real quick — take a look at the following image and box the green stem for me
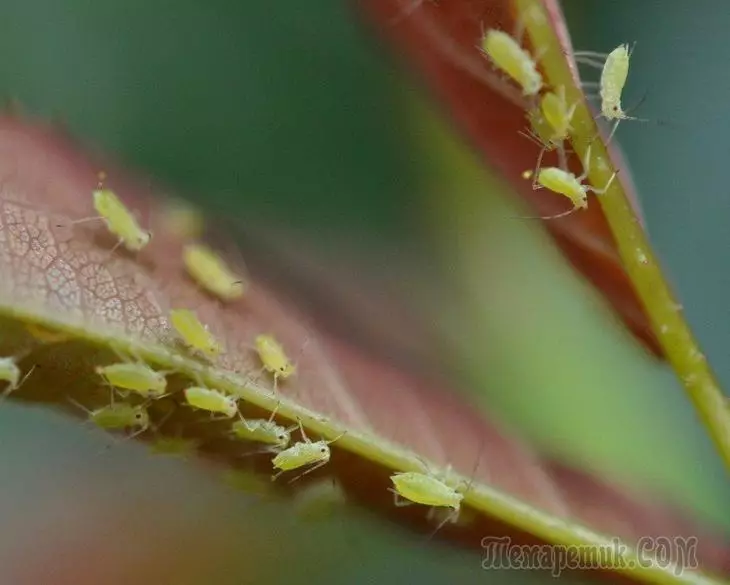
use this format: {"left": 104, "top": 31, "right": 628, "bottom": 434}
{"left": 516, "top": 0, "right": 730, "bottom": 475}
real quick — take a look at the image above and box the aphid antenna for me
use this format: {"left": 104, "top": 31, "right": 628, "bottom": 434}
{"left": 510, "top": 207, "right": 583, "bottom": 221}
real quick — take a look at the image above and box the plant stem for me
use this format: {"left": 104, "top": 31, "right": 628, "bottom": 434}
{"left": 516, "top": 0, "right": 730, "bottom": 474}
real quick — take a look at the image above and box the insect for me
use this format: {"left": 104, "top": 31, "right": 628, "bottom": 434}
{"left": 231, "top": 403, "right": 296, "bottom": 451}
{"left": 183, "top": 243, "right": 247, "bottom": 302}
{"left": 481, "top": 29, "right": 543, "bottom": 97}
{"left": 68, "top": 397, "right": 150, "bottom": 435}
{"left": 522, "top": 144, "right": 618, "bottom": 219}
{"left": 183, "top": 386, "right": 238, "bottom": 419}
{"left": 95, "top": 361, "right": 168, "bottom": 399}
{"left": 0, "top": 356, "right": 35, "bottom": 402}
{"left": 169, "top": 308, "right": 222, "bottom": 358}
{"left": 271, "top": 420, "right": 346, "bottom": 482}
{"left": 574, "top": 43, "right": 645, "bottom": 141}
{"left": 390, "top": 451, "right": 482, "bottom": 537}
{"left": 522, "top": 86, "right": 576, "bottom": 174}
{"left": 254, "top": 334, "right": 297, "bottom": 389}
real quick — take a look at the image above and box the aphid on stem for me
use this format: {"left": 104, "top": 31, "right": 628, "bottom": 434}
{"left": 169, "top": 308, "right": 223, "bottom": 359}
{"left": 518, "top": 144, "right": 618, "bottom": 220}
{"left": 271, "top": 419, "right": 346, "bottom": 483}
{"left": 67, "top": 395, "right": 150, "bottom": 437}
{"left": 231, "top": 401, "right": 297, "bottom": 452}
{"left": 481, "top": 28, "right": 543, "bottom": 97}
{"left": 183, "top": 386, "right": 238, "bottom": 420}
{"left": 0, "top": 351, "right": 36, "bottom": 403}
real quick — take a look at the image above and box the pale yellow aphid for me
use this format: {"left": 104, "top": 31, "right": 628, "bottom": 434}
{"left": 231, "top": 403, "right": 296, "bottom": 450}
{"left": 183, "top": 243, "right": 247, "bottom": 302}
{"left": 523, "top": 86, "right": 576, "bottom": 173}
{"left": 271, "top": 420, "right": 345, "bottom": 482}
{"left": 160, "top": 197, "right": 204, "bottom": 239}
{"left": 575, "top": 44, "right": 642, "bottom": 140}
{"left": 524, "top": 145, "right": 617, "bottom": 220}
{"left": 390, "top": 453, "right": 482, "bottom": 536}
{"left": 69, "top": 397, "right": 150, "bottom": 434}
{"left": 482, "top": 29, "right": 543, "bottom": 97}
{"left": 95, "top": 362, "right": 168, "bottom": 399}
{"left": 92, "top": 188, "right": 151, "bottom": 252}
{"left": 0, "top": 356, "right": 35, "bottom": 402}
{"left": 169, "top": 308, "right": 222, "bottom": 358}
{"left": 25, "top": 323, "right": 71, "bottom": 344}
{"left": 183, "top": 386, "right": 238, "bottom": 419}
{"left": 254, "top": 334, "right": 296, "bottom": 386}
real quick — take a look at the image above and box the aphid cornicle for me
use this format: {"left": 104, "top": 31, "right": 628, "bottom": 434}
{"left": 183, "top": 386, "right": 238, "bottom": 419}
{"left": 271, "top": 420, "right": 345, "bottom": 482}
{"left": 482, "top": 29, "right": 543, "bottom": 97}
{"left": 96, "top": 362, "right": 168, "bottom": 399}
{"left": 169, "top": 308, "right": 222, "bottom": 358}
{"left": 254, "top": 334, "right": 296, "bottom": 386}
{"left": 183, "top": 243, "right": 247, "bottom": 302}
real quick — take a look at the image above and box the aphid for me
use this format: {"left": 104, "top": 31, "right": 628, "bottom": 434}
{"left": 231, "top": 404, "right": 296, "bottom": 450}
{"left": 0, "top": 355, "right": 35, "bottom": 402}
{"left": 92, "top": 187, "right": 151, "bottom": 252}
{"left": 183, "top": 386, "right": 238, "bottom": 419}
{"left": 69, "top": 398, "right": 150, "bottom": 434}
{"left": 169, "top": 308, "right": 222, "bottom": 358}
{"left": 254, "top": 334, "right": 297, "bottom": 388}
{"left": 522, "top": 86, "right": 576, "bottom": 173}
{"left": 523, "top": 145, "right": 618, "bottom": 219}
{"left": 574, "top": 43, "right": 643, "bottom": 140}
{"left": 25, "top": 323, "right": 71, "bottom": 344}
{"left": 271, "top": 420, "right": 345, "bottom": 482}
{"left": 390, "top": 452, "right": 482, "bottom": 536}
{"left": 481, "top": 29, "right": 543, "bottom": 97}
{"left": 183, "top": 243, "right": 247, "bottom": 302}
{"left": 95, "top": 362, "right": 167, "bottom": 399}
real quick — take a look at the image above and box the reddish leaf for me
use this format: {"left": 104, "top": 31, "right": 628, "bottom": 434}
{"left": 0, "top": 115, "right": 727, "bottom": 584}
{"left": 358, "top": 0, "right": 662, "bottom": 357}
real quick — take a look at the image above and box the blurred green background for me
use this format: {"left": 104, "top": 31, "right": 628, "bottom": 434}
{"left": 0, "top": 0, "right": 727, "bottom": 583}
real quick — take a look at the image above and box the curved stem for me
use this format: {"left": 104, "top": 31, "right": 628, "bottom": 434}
{"left": 516, "top": 0, "right": 730, "bottom": 474}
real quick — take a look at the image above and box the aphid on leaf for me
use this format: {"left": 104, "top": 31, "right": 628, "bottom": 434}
{"left": 68, "top": 397, "right": 150, "bottom": 435}
{"left": 0, "top": 356, "right": 35, "bottom": 402}
{"left": 183, "top": 386, "right": 238, "bottom": 419}
{"left": 254, "top": 334, "right": 297, "bottom": 389}
{"left": 390, "top": 451, "right": 482, "bottom": 537}
{"left": 95, "top": 362, "right": 168, "bottom": 399}
{"left": 271, "top": 420, "right": 346, "bottom": 483}
{"left": 183, "top": 243, "right": 247, "bottom": 302}
{"left": 231, "top": 403, "right": 296, "bottom": 450}
{"left": 481, "top": 29, "right": 543, "bottom": 97}
{"left": 169, "top": 308, "right": 222, "bottom": 358}
{"left": 521, "top": 145, "right": 618, "bottom": 219}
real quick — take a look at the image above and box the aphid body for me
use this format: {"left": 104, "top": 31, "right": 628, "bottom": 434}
{"left": 93, "top": 189, "right": 151, "bottom": 252}
{"left": 599, "top": 44, "right": 631, "bottom": 120}
{"left": 0, "top": 357, "right": 22, "bottom": 392}
{"left": 232, "top": 417, "right": 292, "bottom": 449}
{"left": 391, "top": 471, "right": 462, "bottom": 512}
{"left": 183, "top": 243, "right": 246, "bottom": 302}
{"left": 271, "top": 421, "right": 345, "bottom": 481}
{"left": 482, "top": 29, "right": 542, "bottom": 96}
{"left": 96, "top": 362, "right": 167, "bottom": 399}
{"left": 184, "top": 386, "right": 237, "bottom": 418}
{"left": 535, "top": 167, "right": 589, "bottom": 211}
{"left": 255, "top": 334, "right": 296, "bottom": 381}
{"left": 540, "top": 87, "right": 575, "bottom": 143}
{"left": 83, "top": 402, "right": 150, "bottom": 432}
{"left": 170, "top": 308, "right": 222, "bottom": 358}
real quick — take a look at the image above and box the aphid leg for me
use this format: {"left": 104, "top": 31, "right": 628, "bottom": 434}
{"left": 286, "top": 459, "right": 329, "bottom": 485}
{"left": 588, "top": 170, "right": 619, "bottom": 196}
{"left": 390, "top": 488, "right": 416, "bottom": 508}
{"left": 426, "top": 508, "right": 460, "bottom": 541}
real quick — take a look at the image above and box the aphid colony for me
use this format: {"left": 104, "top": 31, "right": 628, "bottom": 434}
{"left": 481, "top": 25, "right": 634, "bottom": 219}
